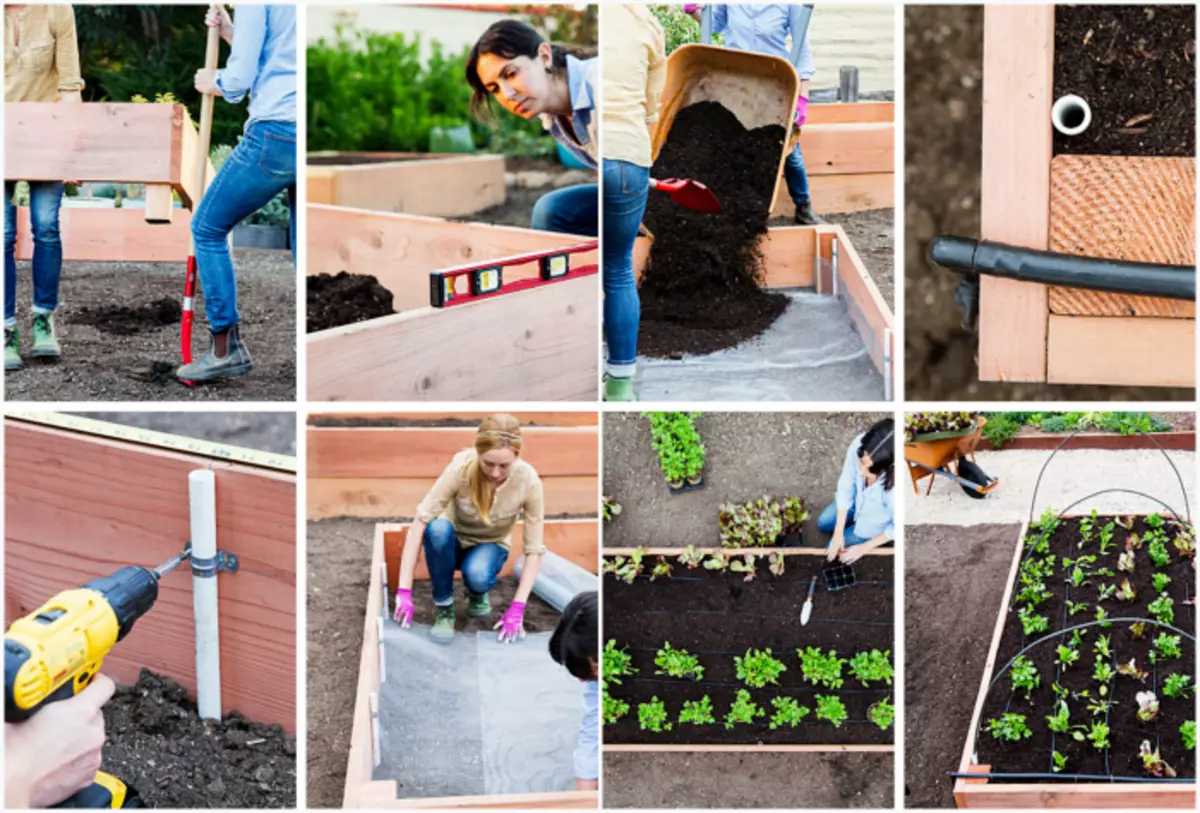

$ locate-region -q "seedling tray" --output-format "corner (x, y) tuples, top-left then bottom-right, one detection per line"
(667, 472), (707, 495)
(824, 563), (857, 591)
(955, 514), (1197, 808)
(603, 547), (893, 752)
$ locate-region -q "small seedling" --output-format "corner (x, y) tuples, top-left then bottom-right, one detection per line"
(724, 689), (763, 730)
(1079, 511), (1097, 546)
(703, 550), (729, 571)
(602, 496), (622, 522)
(867, 698), (894, 731)
(677, 545), (704, 569)
(798, 647), (846, 689)
(1056, 645), (1079, 669)
(1115, 515), (1134, 530)
(1149, 538), (1171, 568)
(1086, 697), (1115, 717)
(1125, 532), (1144, 552)
(1153, 573), (1172, 593)
(1096, 583), (1116, 602)
(985, 713), (1031, 742)
(1140, 740), (1177, 778)
(1010, 656), (1040, 699)
(638, 697), (672, 732)
(1173, 526), (1196, 558)
(1033, 507), (1061, 537)
(735, 648), (786, 688)
(1153, 633), (1182, 661)
(602, 690), (630, 724)
(1087, 720), (1111, 751)
(1051, 750), (1067, 773)
(1115, 579), (1136, 601)
(603, 640), (637, 687)
(1067, 600), (1089, 616)
(1018, 605), (1049, 636)
(1117, 658), (1148, 682)
(1182, 720), (1196, 751)
(1093, 634), (1112, 658)
(769, 696), (809, 729)
(678, 695), (716, 725)
(1095, 606), (1111, 628)
(1046, 700), (1070, 733)
(1069, 628), (1087, 648)
(814, 694), (848, 728)
(1148, 594), (1175, 625)
(1136, 691), (1160, 722)
(615, 547), (646, 584)
(1162, 674), (1193, 699)
(650, 556), (672, 582)
(1069, 566), (1089, 589)
(654, 643), (704, 680)
(1093, 659), (1115, 684)
(1130, 621), (1147, 639)
(728, 553), (758, 582)
(848, 649), (893, 686)
(1016, 582), (1050, 607)
(1098, 523), (1117, 555)
(1117, 551), (1135, 573)
(768, 552), (785, 577)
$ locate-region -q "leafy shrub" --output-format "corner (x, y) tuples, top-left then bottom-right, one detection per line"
(678, 695), (715, 725)
(718, 495), (807, 548)
(814, 694), (848, 727)
(769, 696), (809, 729)
(798, 647), (846, 689)
(986, 713), (1031, 742)
(649, 4), (723, 54)
(638, 697), (672, 732)
(602, 689), (629, 724)
(735, 648), (787, 688)
(654, 643), (703, 680)
(848, 650), (893, 686)
(724, 689), (763, 730)
(981, 414), (1020, 448)
(603, 640), (637, 687)
(643, 412), (705, 484)
(868, 698), (894, 730)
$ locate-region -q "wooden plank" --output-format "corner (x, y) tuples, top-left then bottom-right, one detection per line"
(344, 526), (386, 808)
(4, 419), (296, 731)
(1048, 155), (1195, 318)
(307, 427), (598, 479)
(604, 744), (893, 753)
(806, 101), (893, 125)
(635, 226), (821, 289)
(6, 102), (203, 208)
(309, 166), (336, 205)
(977, 6), (1054, 382)
(955, 781), (1195, 808)
(798, 122), (893, 176)
(307, 204), (597, 312)
(308, 412), (598, 427)
(14, 207), (191, 263)
(307, 475), (597, 520)
(309, 155), (506, 218)
(380, 790), (598, 809)
(772, 172), (894, 218)
(385, 519), (599, 586)
(833, 224), (894, 377)
(1046, 316), (1195, 387)
(307, 274), (598, 402)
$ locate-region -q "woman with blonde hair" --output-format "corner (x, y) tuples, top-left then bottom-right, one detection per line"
(393, 414), (544, 644)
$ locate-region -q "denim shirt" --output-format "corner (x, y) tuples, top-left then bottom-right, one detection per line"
(215, 5), (296, 127)
(543, 54), (598, 170)
(575, 679), (599, 781)
(835, 433), (895, 540)
(712, 4), (815, 79)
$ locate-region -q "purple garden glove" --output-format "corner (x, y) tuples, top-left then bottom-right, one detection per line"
(494, 601), (527, 643)
(393, 588), (414, 628)
(794, 95), (809, 128)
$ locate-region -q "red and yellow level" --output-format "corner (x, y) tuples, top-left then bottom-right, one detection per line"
(429, 241), (599, 308)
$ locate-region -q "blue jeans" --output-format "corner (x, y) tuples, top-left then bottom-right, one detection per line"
(4, 181), (64, 324)
(531, 184), (598, 236)
(817, 501), (870, 547)
(423, 518), (511, 606)
(784, 143), (811, 206)
(602, 160), (647, 377)
(192, 120), (296, 332)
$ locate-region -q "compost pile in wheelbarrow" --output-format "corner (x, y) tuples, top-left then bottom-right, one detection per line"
(640, 101), (789, 357)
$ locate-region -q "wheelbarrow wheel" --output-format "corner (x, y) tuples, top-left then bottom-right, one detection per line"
(956, 458), (990, 499)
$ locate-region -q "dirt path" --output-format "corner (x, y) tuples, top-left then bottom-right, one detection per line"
(904, 523), (1020, 808)
(6, 249), (295, 401)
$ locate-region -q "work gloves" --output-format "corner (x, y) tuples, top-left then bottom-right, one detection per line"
(795, 95), (809, 128)
(494, 601), (527, 644)
(393, 587), (415, 628)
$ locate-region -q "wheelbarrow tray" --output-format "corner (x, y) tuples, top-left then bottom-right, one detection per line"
(905, 417), (997, 496)
(650, 43), (799, 214)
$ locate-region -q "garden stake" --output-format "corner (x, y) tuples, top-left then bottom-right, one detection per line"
(800, 574), (817, 626)
(180, 24), (221, 385)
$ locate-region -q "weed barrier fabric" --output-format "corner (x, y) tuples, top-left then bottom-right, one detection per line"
(376, 625), (578, 799)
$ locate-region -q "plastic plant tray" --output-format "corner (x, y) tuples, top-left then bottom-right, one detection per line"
(823, 563), (857, 591)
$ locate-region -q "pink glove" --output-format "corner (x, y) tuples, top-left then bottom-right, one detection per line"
(494, 601), (527, 643)
(683, 3), (701, 12)
(794, 95), (809, 128)
(393, 588), (414, 628)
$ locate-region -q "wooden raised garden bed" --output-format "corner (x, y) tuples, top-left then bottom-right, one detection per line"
(955, 513), (1196, 808)
(603, 546), (894, 753)
(307, 152), (506, 218)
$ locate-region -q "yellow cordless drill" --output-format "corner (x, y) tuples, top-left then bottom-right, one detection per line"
(5, 554), (188, 808)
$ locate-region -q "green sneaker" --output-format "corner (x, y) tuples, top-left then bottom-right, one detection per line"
(30, 313), (60, 358)
(603, 375), (636, 402)
(467, 591), (491, 618)
(429, 605), (456, 644)
(5, 327), (22, 371)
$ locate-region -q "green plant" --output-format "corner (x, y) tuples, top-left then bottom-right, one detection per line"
(1087, 720), (1111, 751)
(1018, 605), (1049, 636)
(638, 697), (672, 732)
(980, 414), (1020, 448)
(1079, 511), (1097, 545)
(1149, 537), (1171, 568)
(768, 552), (785, 577)
(1115, 579), (1136, 601)
(1140, 740), (1176, 777)
(905, 411), (980, 442)
(724, 689), (763, 730)
(1010, 656), (1040, 699)
(649, 4), (722, 54)
(1093, 659), (1115, 684)
(643, 412), (706, 485)
(1095, 606), (1111, 628)
(703, 550), (728, 571)
(814, 694), (848, 727)
(718, 495), (808, 548)
(1136, 691), (1160, 722)
(1016, 582), (1050, 607)
(679, 695), (716, 725)
(602, 689), (630, 724)
(1096, 583), (1116, 601)
(1046, 700), (1070, 733)
(602, 496), (622, 522)
(1130, 621), (1147, 639)
(798, 647), (846, 689)
(985, 713), (1031, 742)
(1117, 658), (1148, 681)
(1098, 523), (1117, 555)
(1126, 533), (1144, 552)
(1153, 634), (1183, 662)
(1182, 720), (1196, 751)
(1056, 645), (1080, 669)
(1153, 573), (1172, 593)
(1173, 525), (1196, 558)
(654, 643), (704, 680)
(735, 648), (787, 688)
(867, 698), (894, 731)
(1117, 551), (1135, 572)
(848, 650), (893, 686)
(1093, 634), (1112, 658)
(1162, 674), (1193, 699)
(1068, 600), (1089, 616)
(728, 553), (758, 582)
(769, 696), (809, 729)
(603, 640), (637, 687)
(678, 545), (704, 568)
(605, 547), (645, 584)
(1032, 507), (1062, 537)
(1052, 750), (1067, 773)
(1148, 594), (1175, 625)
(649, 556), (672, 582)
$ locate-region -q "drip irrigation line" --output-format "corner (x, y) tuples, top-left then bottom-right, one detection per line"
(948, 771), (1185, 783)
(1102, 647), (1115, 776)
(622, 575), (894, 588)
(633, 609), (894, 626)
(626, 676), (890, 695)
(1047, 582), (1072, 771)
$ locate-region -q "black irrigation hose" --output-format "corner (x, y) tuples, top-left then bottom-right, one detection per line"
(948, 771), (1186, 783)
(623, 575), (894, 587)
(628, 676), (890, 695)
(634, 610), (894, 626)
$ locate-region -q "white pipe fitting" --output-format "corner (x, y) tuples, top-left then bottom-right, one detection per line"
(189, 469), (223, 721)
(1052, 94), (1092, 136)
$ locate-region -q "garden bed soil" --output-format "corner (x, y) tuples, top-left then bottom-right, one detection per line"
(1053, 5), (1195, 157)
(306, 272), (395, 332)
(976, 516), (1196, 780)
(604, 554), (893, 746)
(640, 101), (790, 358)
(103, 669), (296, 808)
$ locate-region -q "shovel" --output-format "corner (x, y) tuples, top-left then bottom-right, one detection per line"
(649, 177), (722, 213)
(180, 22), (222, 384)
(800, 574), (817, 626)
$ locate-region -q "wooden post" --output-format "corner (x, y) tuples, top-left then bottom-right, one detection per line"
(143, 184), (175, 223)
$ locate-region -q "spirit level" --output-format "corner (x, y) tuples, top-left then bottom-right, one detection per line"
(429, 240), (599, 308)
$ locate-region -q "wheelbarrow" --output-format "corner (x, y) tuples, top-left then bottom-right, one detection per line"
(905, 415), (998, 498)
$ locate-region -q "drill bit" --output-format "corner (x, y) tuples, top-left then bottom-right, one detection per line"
(151, 549), (190, 580)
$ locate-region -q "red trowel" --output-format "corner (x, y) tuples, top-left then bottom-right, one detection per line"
(650, 177), (722, 213)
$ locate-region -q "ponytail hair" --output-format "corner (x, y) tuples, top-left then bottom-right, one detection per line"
(469, 413), (523, 523)
(550, 591), (598, 681)
(858, 418), (895, 491)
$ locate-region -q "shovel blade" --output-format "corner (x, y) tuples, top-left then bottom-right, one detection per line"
(800, 599), (812, 626)
(653, 177), (723, 214)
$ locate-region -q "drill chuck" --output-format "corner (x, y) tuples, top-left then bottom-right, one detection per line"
(83, 567), (159, 641)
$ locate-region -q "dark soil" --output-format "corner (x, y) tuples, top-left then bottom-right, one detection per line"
(103, 669), (295, 809)
(604, 556), (894, 746)
(306, 272), (395, 333)
(640, 101), (789, 357)
(976, 516), (1196, 780)
(904, 523), (1023, 808)
(73, 298), (182, 336)
(903, 6), (1193, 401)
(1054, 5), (1195, 157)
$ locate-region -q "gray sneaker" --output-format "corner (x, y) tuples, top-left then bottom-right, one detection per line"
(30, 312), (60, 358)
(176, 326), (253, 383)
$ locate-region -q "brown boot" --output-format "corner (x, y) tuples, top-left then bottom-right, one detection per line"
(793, 201), (827, 226)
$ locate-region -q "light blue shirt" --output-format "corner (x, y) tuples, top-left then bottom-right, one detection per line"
(545, 54), (598, 170)
(835, 432), (895, 541)
(575, 679), (599, 781)
(215, 5), (296, 127)
(712, 4), (815, 79)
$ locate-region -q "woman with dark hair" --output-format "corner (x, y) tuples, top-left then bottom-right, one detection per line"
(466, 19), (597, 236)
(822, 418), (895, 564)
(549, 591), (598, 791)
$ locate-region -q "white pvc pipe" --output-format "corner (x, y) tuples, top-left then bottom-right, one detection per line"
(189, 469), (222, 721)
(1052, 94), (1091, 136)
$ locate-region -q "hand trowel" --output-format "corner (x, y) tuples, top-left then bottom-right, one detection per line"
(800, 574), (817, 626)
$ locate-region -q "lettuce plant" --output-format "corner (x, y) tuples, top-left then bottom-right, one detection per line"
(986, 713), (1031, 742)
(814, 694), (848, 727)
(602, 689), (629, 725)
(1140, 740), (1176, 777)
(1149, 594), (1175, 625)
(638, 697), (672, 732)
(1136, 691), (1160, 722)
(867, 698), (894, 731)
(1117, 658), (1148, 681)
(1182, 720), (1196, 751)
(769, 696), (809, 729)
(603, 640), (637, 687)
(735, 648), (786, 688)
(654, 642), (704, 680)
(1162, 674), (1193, 699)
(1153, 572), (1172, 593)
(848, 650), (893, 686)
(724, 689), (763, 729)
(1010, 656), (1039, 699)
(799, 647), (846, 689)
(718, 495), (808, 548)
(679, 695), (715, 725)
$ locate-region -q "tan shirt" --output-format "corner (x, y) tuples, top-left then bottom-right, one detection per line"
(415, 449), (545, 555)
(600, 4), (666, 168)
(5, 5), (85, 103)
